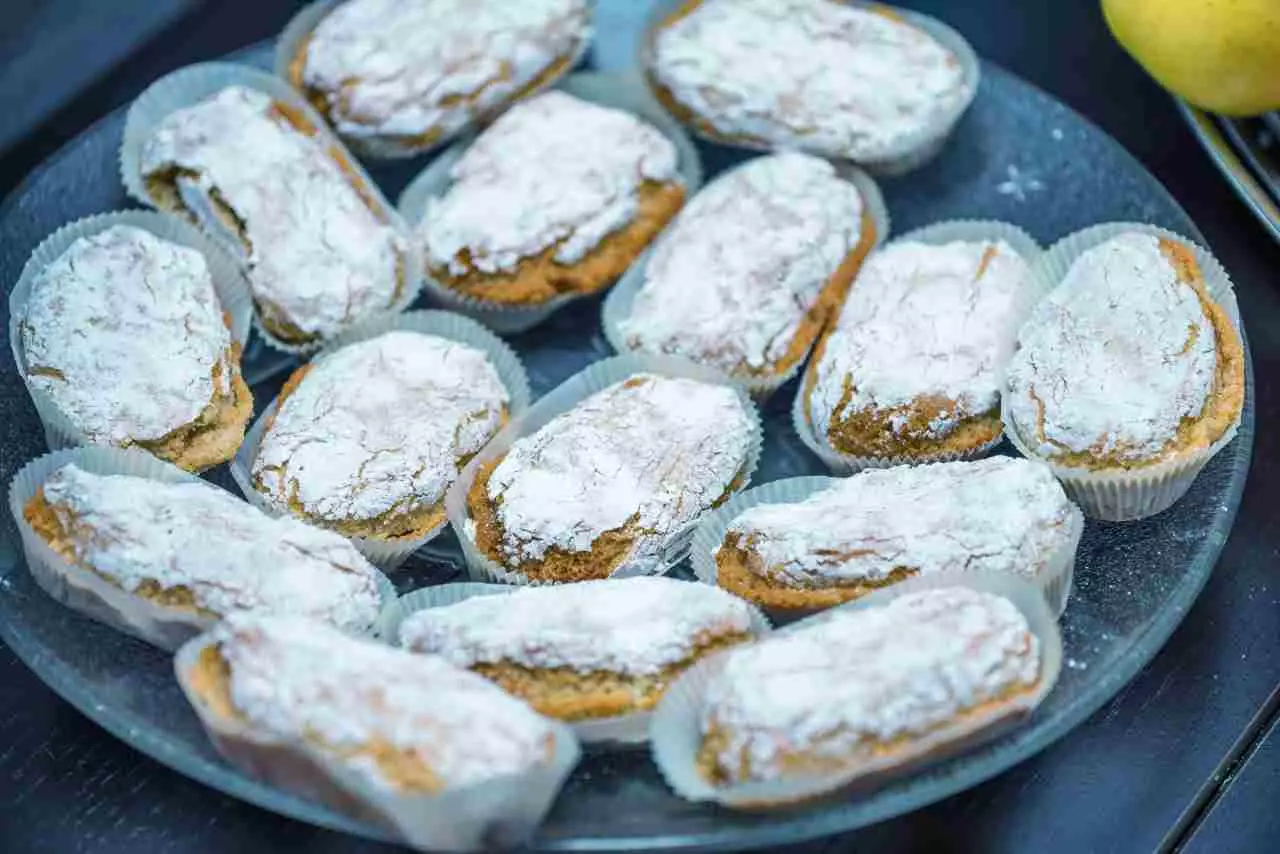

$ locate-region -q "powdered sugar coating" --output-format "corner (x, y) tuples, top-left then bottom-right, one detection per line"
(651, 0), (971, 161)
(1006, 232), (1217, 462)
(487, 374), (754, 574)
(420, 91), (680, 275)
(721, 457), (1076, 586)
(400, 577), (754, 676)
(254, 331), (510, 526)
(301, 0), (590, 141)
(20, 226), (234, 446)
(809, 239), (1030, 440)
(40, 465), (382, 631)
(209, 613), (555, 791)
(702, 587), (1040, 782)
(618, 153), (865, 373)
(140, 86), (403, 340)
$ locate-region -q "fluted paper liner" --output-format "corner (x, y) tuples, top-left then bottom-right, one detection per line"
(6, 447), (394, 651)
(9, 211), (254, 466)
(273, 0), (593, 160)
(1004, 222), (1244, 521)
(230, 310), (531, 570)
(120, 61), (422, 355)
(791, 219), (1046, 473)
(174, 631), (581, 852)
(639, 0), (981, 176)
(445, 354), (765, 586)
(600, 161), (891, 399)
(396, 71), (704, 334)
(690, 471), (1082, 619)
(648, 570), (1062, 808)
(376, 581), (771, 745)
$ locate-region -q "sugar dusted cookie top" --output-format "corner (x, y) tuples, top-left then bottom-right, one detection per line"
(722, 457), (1077, 587)
(254, 331), (510, 526)
(400, 577), (755, 676)
(301, 0), (590, 141)
(809, 238), (1030, 443)
(208, 613), (556, 790)
(21, 225), (234, 445)
(485, 374), (755, 576)
(141, 86), (403, 341)
(701, 587), (1040, 783)
(1006, 232), (1223, 464)
(421, 91), (680, 276)
(37, 465), (382, 631)
(651, 0), (971, 160)
(619, 153), (866, 374)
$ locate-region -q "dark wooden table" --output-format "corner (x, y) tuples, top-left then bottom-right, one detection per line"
(1, 2), (1277, 852)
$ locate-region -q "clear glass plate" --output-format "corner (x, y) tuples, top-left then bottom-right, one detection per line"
(0, 14), (1253, 852)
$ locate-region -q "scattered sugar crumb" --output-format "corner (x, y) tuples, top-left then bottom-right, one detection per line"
(996, 165), (1044, 202)
(1051, 127), (1064, 141)
(1065, 658), (1087, 671)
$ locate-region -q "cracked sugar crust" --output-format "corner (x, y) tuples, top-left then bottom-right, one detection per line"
(198, 613), (557, 792)
(400, 577), (755, 677)
(296, 0), (590, 142)
(1006, 233), (1241, 467)
(140, 86), (404, 342)
(476, 374), (755, 579)
(618, 153), (869, 376)
(699, 587), (1040, 784)
(21, 225), (241, 446)
(807, 239), (1031, 452)
(420, 91), (681, 278)
(30, 465), (383, 632)
(650, 0), (972, 161)
(253, 331), (510, 536)
(719, 457), (1077, 591)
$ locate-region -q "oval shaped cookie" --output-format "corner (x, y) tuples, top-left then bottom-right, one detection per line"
(616, 153), (876, 381)
(252, 330), (512, 543)
(18, 225), (251, 471)
(803, 237), (1033, 462)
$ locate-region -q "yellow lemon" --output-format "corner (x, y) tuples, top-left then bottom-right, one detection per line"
(1103, 0), (1280, 116)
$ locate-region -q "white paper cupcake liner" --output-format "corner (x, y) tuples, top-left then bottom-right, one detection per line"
(600, 161), (890, 399)
(8, 210), (254, 464)
(396, 71), (704, 334)
(648, 569), (1063, 808)
(445, 354), (765, 587)
(229, 310), (531, 570)
(174, 631), (580, 852)
(376, 581), (770, 745)
(6, 446), (395, 651)
(639, 0), (981, 177)
(120, 61), (422, 355)
(1005, 222), (1244, 522)
(787, 218), (1048, 473)
(274, 0), (593, 160)
(690, 470), (1081, 619)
